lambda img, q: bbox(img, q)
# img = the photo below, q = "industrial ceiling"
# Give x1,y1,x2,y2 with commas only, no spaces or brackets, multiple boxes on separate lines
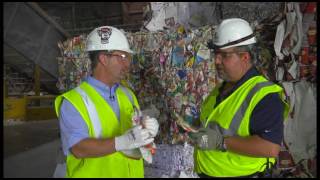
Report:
3,2,149,95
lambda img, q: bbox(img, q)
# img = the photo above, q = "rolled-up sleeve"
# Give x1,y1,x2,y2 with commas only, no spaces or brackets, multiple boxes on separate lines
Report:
59,99,89,156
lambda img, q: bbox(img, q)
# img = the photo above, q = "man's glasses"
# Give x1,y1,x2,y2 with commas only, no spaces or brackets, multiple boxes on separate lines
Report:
106,53,132,62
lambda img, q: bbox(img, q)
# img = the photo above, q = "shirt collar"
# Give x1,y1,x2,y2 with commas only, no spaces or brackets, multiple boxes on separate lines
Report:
234,66,260,87
220,66,260,97
85,76,120,92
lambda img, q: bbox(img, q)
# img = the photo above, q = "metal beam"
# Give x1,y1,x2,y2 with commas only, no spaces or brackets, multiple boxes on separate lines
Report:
34,64,40,96
27,2,71,38
66,22,143,35
121,2,129,25
3,3,19,39
4,2,65,92
72,2,76,29
35,25,51,64
4,74,8,98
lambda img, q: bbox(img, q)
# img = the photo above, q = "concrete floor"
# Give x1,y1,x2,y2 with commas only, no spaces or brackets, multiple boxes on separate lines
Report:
3,119,163,178
4,139,61,178
4,119,60,158
4,119,60,178
3,119,187,178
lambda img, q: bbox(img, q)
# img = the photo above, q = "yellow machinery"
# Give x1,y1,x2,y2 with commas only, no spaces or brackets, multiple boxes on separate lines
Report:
4,96,27,120
4,95,57,121
4,64,57,121
26,95,57,121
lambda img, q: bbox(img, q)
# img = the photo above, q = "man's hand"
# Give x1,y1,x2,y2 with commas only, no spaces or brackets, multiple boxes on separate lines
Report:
115,125,154,151
143,116,159,138
188,123,224,150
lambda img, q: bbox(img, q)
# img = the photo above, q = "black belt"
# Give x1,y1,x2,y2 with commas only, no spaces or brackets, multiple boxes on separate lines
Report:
198,171,264,178
198,158,275,178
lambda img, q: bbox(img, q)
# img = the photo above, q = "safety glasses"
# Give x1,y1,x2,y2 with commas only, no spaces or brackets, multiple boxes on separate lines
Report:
105,52,132,62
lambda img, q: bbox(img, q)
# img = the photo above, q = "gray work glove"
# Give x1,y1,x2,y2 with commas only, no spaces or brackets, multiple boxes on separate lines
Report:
115,125,154,151
188,122,224,150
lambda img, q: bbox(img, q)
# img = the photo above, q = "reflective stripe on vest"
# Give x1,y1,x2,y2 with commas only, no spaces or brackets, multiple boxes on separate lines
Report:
119,86,135,108
195,76,289,177
75,85,135,138
75,86,102,138
220,81,274,136
55,82,144,177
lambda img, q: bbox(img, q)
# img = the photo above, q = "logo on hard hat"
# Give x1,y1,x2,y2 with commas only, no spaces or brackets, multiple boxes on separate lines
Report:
98,27,112,44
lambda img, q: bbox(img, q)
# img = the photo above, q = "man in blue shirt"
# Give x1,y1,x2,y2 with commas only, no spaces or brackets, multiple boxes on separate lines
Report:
59,76,122,156
55,26,159,177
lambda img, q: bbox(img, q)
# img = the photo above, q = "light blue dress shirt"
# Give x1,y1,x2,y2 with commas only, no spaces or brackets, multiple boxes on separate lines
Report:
59,76,120,155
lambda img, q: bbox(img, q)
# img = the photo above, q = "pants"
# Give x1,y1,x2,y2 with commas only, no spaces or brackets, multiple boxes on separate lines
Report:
53,163,66,178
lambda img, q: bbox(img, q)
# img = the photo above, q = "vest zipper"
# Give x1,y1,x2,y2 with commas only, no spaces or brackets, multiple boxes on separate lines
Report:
109,87,115,101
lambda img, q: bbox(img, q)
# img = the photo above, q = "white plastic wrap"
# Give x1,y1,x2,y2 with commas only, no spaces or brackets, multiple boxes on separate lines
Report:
284,80,317,162
144,142,198,178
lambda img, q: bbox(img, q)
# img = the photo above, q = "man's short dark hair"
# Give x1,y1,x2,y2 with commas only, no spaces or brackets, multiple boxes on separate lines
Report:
235,44,258,66
88,50,110,71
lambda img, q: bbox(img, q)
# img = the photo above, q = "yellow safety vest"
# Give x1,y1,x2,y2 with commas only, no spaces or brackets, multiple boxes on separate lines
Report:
55,81,144,178
194,76,289,177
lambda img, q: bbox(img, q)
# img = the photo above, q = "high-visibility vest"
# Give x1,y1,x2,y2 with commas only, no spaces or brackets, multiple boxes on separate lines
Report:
194,76,289,177
55,81,144,177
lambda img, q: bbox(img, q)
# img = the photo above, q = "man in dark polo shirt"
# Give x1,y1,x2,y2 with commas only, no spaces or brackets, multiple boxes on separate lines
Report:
188,18,289,178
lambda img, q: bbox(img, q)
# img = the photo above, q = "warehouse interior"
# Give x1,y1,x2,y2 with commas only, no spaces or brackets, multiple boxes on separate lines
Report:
3,2,317,178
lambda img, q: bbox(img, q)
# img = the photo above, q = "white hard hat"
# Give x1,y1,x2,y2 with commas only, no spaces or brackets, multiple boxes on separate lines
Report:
214,18,256,49
85,26,134,54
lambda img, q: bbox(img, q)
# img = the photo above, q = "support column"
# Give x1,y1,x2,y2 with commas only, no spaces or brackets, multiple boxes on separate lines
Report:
34,64,40,96
4,64,8,98
34,64,41,106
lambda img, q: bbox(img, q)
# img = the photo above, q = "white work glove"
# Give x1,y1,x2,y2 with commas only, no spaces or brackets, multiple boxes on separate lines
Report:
115,125,154,151
143,116,159,138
